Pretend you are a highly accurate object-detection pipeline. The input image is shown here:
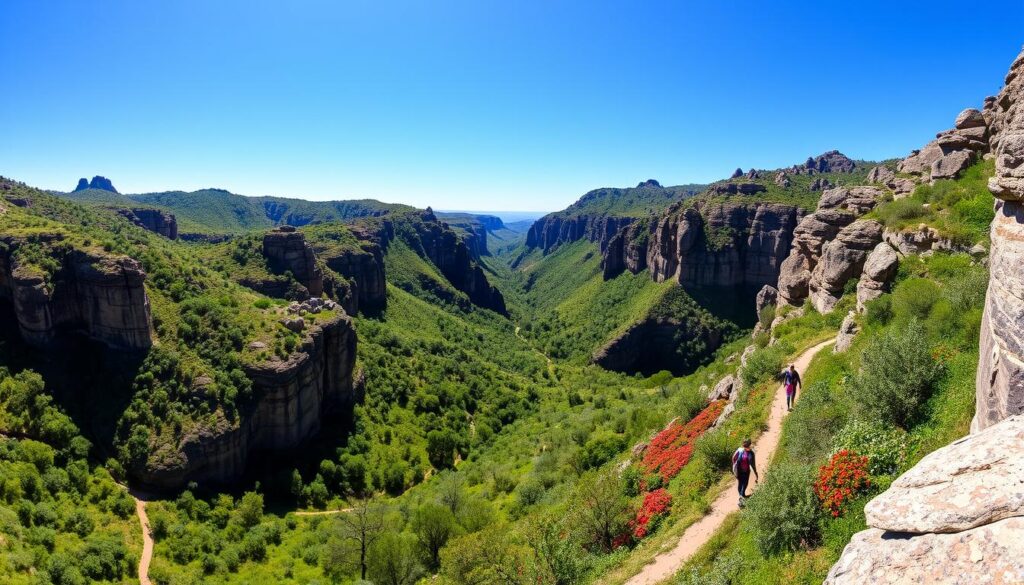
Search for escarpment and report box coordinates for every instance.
[262,227,324,298]
[116,207,178,239]
[138,312,357,488]
[0,236,152,350]
[526,213,636,254]
[592,313,728,377]
[826,47,1024,585]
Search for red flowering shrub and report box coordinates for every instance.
[815,450,871,518]
[630,488,672,538]
[641,400,725,481]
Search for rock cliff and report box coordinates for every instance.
[116,208,178,239]
[0,236,153,350]
[262,226,324,298]
[592,316,726,376]
[73,175,118,193]
[526,213,635,254]
[139,312,357,488]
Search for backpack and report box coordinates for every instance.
[732,448,752,476]
[784,370,794,386]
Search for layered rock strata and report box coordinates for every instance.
[116,208,178,240]
[0,237,152,350]
[262,227,324,298]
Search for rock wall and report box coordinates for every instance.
[612,202,802,290]
[591,316,726,376]
[116,208,178,240]
[262,227,324,298]
[0,236,152,350]
[139,313,357,488]
[525,213,635,254]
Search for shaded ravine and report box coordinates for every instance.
[621,337,836,585]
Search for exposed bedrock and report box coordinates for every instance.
[138,312,357,488]
[262,227,324,298]
[0,237,152,350]
[591,316,726,377]
[807,219,884,314]
[116,208,178,240]
[525,214,634,254]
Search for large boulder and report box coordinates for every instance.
[834,311,858,353]
[818,186,885,215]
[866,415,1024,533]
[808,220,884,313]
[931,149,976,180]
[825,517,1024,585]
[856,242,900,311]
[755,284,778,318]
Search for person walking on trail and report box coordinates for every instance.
[732,439,758,507]
[784,364,801,411]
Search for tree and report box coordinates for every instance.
[334,498,387,580]
[852,319,940,428]
[530,512,589,585]
[411,502,460,571]
[290,469,304,499]
[574,470,631,553]
[426,429,458,470]
[437,470,467,514]
[234,491,263,530]
[368,531,423,585]
[441,525,540,585]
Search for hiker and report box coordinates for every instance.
[784,364,801,411]
[732,439,758,507]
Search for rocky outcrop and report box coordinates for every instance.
[0,236,152,350]
[262,227,324,298]
[808,220,883,313]
[116,208,178,239]
[817,186,884,215]
[755,284,778,318]
[322,243,386,314]
[637,202,802,290]
[974,50,1024,432]
[592,315,727,377]
[867,165,916,197]
[776,209,856,306]
[898,106,990,182]
[139,313,357,488]
[73,175,118,193]
[806,150,857,173]
[707,182,767,196]
[856,242,899,312]
[525,213,635,254]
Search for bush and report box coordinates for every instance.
[815,451,871,518]
[746,463,821,555]
[741,345,786,387]
[851,319,940,428]
[675,385,707,422]
[891,278,941,322]
[578,432,626,470]
[781,380,850,465]
[832,419,909,476]
[693,429,734,473]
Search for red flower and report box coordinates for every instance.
[815,450,871,518]
[640,400,725,482]
[630,488,673,539]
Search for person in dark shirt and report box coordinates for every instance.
[784,364,802,411]
[732,438,759,507]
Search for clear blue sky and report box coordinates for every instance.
[2,1,1022,211]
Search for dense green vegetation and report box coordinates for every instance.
[548,183,706,219]
[61,187,412,236]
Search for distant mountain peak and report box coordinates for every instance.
[73,175,118,193]
[637,179,662,188]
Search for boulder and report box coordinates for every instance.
[834,311,858,353]
[898,142,944,175]
[774,171,791,188]
[955,108,986,129]
[755,284,778,318]
[824,517,1024,585]
[867,165,896,185]
[731,168,744,179]
[707,375,737,401]
[931,149,975,180]
[856,242,899,311]
[712,402,735,428]
[818,186,885,215]
[808,220,884,313]
[865,415,1024,534]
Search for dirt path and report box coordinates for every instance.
[129,489,156,585]
[294,508,354,516]
[622,337,836,585]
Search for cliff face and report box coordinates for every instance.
[525,214,634,254]
[0,236,152,350]
[262,227,324,298]
[592,316,726,376]
[604,202,803,292]
[826,47,1024,585]
[139,312,357,488]
[116,208,178,240]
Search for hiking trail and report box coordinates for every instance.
[621,337,836,585]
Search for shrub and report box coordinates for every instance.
[892,278,941,322]
[741,346,786,387]
[746,463,821,555]
[832,419,909,476]
[675,385,707,423]
[693,429,734,473]
[641,401,725,481]
[782,380,851,465]
[851,319,940,428]
[815,450,871,518]
[578,432,627,470]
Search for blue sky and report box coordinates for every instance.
[2,1,1022,212]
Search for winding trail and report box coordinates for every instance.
[128,488,156,585]
[622,337,836,585]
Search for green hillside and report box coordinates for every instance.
[552,181,707,218]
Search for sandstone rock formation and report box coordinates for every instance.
[808,220,883,313]
[525,213,635,254]
[262,227,324,298]
[776,209,856,306]
[856,242,899,311]
[139,313,357,488]
[755,284,778,318]
[817,186,884,215]
[834,311,858,353]
[0,237,152,350]
[116,208,178,239]
[898,106,991,182]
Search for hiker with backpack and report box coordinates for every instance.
[784,364,801,411]
[732,439,758,507]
